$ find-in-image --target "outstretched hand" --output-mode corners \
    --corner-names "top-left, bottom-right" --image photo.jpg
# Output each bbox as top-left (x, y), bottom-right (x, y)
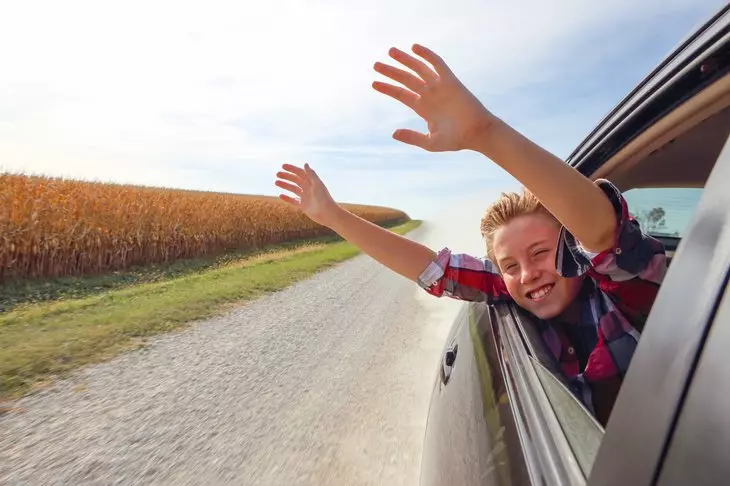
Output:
top-left (373, 44), bottom-right (495, 152)
top-left (275, 163), bottom-right (339, 227)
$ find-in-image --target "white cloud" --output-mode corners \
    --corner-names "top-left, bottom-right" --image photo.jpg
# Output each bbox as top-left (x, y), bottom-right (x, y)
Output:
top-left (0, 0), bottom-right (724, 220)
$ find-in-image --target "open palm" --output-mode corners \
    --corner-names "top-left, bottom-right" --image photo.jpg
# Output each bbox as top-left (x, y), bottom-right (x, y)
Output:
top-left (373, 44), bottom-right (493, 152)
top-left (275, 163), bottom-right (337, 226)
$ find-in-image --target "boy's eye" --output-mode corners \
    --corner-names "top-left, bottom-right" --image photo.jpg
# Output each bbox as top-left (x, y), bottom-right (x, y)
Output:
top-left (534, 249), bottom-right (548, 257)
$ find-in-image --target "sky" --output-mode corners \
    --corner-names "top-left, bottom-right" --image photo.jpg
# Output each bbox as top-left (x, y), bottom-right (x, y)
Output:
top-left (0, 0), bottom-right (726, 246)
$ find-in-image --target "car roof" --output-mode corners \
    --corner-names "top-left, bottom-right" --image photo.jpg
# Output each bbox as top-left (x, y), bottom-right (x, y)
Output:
top-left (567, 3), bottom-right (730, 176)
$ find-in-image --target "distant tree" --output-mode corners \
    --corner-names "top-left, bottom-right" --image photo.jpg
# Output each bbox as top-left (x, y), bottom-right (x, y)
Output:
top-left (634, 207), bottom-right (667, 234)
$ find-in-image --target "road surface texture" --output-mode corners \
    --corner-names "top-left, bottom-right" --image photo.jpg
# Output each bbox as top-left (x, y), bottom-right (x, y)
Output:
top-left (0, 223), bottom-right (469, 485)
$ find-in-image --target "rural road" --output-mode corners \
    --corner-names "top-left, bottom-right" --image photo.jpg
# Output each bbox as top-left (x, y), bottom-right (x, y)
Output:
top-left (0, 222), bottom-right (473, 485)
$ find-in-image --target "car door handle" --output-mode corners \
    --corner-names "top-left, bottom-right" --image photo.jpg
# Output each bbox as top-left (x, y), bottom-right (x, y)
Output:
top-left (440, 344), bottom-right (458, 385)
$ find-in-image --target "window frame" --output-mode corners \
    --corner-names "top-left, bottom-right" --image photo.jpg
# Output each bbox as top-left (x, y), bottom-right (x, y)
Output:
top-left (510, 305), bottom-right (605, 472)
top-left (494, 302), bottom-right (604, 483)
top-left (492, 301), bottom-right (587, 484)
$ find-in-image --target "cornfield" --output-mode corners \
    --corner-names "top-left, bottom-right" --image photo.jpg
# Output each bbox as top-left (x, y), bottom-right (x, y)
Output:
top-left (0, 173), bottom-right (409, 282)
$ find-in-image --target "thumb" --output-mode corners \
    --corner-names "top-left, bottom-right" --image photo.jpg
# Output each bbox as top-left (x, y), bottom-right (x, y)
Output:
top-left (393, 129), bottom-right (432, 151)
top-left (304, 163), bottom-right (322, 182)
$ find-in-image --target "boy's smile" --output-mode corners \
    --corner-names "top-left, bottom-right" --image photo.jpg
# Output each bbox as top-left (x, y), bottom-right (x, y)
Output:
top-left (492, 213), bottom-right (583, 319)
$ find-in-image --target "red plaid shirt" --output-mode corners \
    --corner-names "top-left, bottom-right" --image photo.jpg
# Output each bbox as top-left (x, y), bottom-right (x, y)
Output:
top-left (417, 180), bottom-right (667, 425)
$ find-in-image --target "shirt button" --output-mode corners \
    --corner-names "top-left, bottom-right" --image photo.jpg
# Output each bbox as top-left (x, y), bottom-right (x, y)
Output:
top-left (568, 347), bottom-right (575, 355)
top-left (615, 247), bottom-right (623, 255)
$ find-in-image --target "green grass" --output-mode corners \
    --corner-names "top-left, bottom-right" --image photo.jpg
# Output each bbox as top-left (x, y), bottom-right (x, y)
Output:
top-left (0, 220), bottom-right (421, 399)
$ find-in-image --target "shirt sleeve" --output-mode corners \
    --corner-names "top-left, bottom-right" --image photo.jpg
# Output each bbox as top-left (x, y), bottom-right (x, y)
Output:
top-left (417, 247), bottom-right (510, 303)
top-left (555, 179), bottom-right (668, 326)
top-left (555, 178), bottom-right (667, 284)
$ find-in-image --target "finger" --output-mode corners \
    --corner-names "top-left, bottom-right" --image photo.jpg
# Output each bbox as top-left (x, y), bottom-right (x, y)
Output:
top-left (412, 44), bottom-right (453, 77)
top-left (373, 62), bottom-right (427, 93)
top-left (372, 81), bottom-right (420, 112)
top-left (281, 163), bottom-right (306, 179)
top-left (278, 194), bottom-right (301, 207)
top-left (275, 180), bottom-right (303, 196)
top-left (388, 47), bottom-right (438, 83)
top-left (393, 129), bottom-right (433, 151)
top-left (276, 171), bottom-right (305, 187)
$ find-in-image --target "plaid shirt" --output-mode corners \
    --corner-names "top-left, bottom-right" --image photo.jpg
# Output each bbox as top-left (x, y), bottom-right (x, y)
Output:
top-left (416, 180), bottom-right (667, 425)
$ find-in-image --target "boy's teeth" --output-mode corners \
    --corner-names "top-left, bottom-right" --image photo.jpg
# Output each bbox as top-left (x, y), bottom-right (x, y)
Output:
top-left (530, 285), bottom-right (552, 299)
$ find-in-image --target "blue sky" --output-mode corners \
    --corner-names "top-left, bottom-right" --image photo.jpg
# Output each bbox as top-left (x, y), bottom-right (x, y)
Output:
top-left (0, 0), bottom-right (725, 231)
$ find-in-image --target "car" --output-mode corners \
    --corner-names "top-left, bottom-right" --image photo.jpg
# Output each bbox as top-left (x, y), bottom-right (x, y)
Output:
top-left (420, 4), bottom-right (730, 485)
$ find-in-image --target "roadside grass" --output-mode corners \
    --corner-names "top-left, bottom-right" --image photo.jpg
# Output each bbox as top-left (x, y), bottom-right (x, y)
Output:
top-left (0, 220), bottom-right (421, 400)
top-left (0, 220), bottom-right (409, 313)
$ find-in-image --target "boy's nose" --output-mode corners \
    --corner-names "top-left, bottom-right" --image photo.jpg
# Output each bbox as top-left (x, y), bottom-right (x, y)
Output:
top-left (520, 264), bottom-right (541, 285)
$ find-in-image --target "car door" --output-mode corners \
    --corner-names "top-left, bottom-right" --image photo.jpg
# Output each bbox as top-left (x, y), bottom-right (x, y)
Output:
top-left (420, 293), bottom-right (606, 485)
top-left (655, 261), bottom-right (730, 486)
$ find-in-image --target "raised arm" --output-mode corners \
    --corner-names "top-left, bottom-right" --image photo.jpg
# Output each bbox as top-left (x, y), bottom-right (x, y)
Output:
top-left (275, 163), bottom-right (436, 282)
top-left (275, 164), bottom-right (508, 302)
top-left (372, 44), bottom-right (617, 253)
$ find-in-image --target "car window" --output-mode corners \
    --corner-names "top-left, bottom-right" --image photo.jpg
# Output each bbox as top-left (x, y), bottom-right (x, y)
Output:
top-left (623, 187), bottom-right (703, 237)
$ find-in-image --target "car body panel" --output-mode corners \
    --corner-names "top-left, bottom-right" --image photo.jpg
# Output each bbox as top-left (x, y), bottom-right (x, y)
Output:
top-left (420, 303), bottom-right (531, 486)
top-left (656, 266), bottom-right (730, 486)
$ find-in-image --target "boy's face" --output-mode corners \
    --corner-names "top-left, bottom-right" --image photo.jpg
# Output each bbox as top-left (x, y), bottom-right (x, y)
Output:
top-left (492, 213), bottom-right (583, 320)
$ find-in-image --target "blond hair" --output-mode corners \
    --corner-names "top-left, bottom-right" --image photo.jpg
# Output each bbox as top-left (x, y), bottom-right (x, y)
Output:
top-left (480, 188), bottom-right (557, 263)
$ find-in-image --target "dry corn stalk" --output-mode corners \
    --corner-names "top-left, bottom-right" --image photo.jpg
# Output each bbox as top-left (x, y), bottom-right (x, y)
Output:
top-left (0, 173), bottom-right (409, 281)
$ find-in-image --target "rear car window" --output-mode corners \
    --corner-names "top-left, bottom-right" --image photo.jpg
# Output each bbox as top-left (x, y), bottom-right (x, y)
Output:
top-left (623, 187), bottom-right (702, 238)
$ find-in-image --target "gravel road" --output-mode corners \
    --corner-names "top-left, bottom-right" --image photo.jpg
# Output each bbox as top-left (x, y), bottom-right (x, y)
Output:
top-left (0, 224), bottom-right (467, 486)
